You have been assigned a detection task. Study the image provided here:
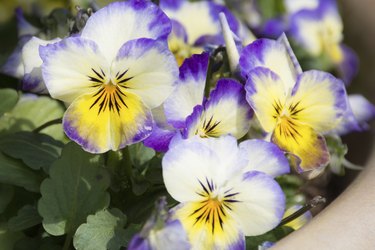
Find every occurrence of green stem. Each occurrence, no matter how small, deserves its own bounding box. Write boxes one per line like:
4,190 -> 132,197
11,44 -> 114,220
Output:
63,231 -> 73,250
278,196 -> 326,226
123,146 -> 133,178
33,118 -> 62,133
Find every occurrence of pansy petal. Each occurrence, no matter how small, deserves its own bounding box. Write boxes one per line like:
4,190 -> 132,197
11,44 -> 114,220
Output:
160,0 -> 239,45
40,37 -> 110,103
63,91 -> 152,153
349,94 -> 375,125
230,171 -> 285,236
164,53 -> 209,128
239,139 -> 290,177
143,123 -> 176,152
162,138 -> 222,202
272,122 -> 330,171
81,0 -> 171,62
111,38 -> 178,110
15,7 -> 39,37
289,70 -> 347,132
163,135 -> 243,203
338,44 -> 359,85
1,36 -> 31,78
245,67 -> 287,132
185,79 -> 253,139
239,37 -> 301,89
175,202 -> 245,250
22,37 -> 60,93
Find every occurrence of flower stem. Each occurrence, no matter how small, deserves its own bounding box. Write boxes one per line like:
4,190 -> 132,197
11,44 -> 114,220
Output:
278,196 -> 326,226
32,118 -> 62,133
63,231 -> 73,250
342,158 -> 364,170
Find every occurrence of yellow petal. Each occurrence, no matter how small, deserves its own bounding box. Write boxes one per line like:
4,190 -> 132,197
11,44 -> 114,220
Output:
63,85 -> 152,153
272,118 -> 330,171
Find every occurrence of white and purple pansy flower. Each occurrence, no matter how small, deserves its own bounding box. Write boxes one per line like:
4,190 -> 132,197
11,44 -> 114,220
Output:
1,8 -> 40,79
143,53 -> 253,152
288,0 -> 358,84
240,34 -> 348,172
128,197 -> 190,250
21,37 -> 61,93
162,135 -> 288,249
335,94 -> 375,135
159,0 -> 240,64
40,0 -> 179,153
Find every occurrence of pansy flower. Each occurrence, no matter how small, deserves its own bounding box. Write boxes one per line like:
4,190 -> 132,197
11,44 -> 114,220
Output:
163,135 -> 288,249
240,34 -> 347,171
335,94 -> 375,135
289,0 -> 358,83
40,0 -> 178,153
1,8 -> 40,79
159,0 -> 240,64
144,53 -> 253,152
128,197 -> 190,250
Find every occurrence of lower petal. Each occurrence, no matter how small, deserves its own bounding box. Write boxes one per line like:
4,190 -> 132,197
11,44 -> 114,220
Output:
175,202 -> 245,250
272,121 -> 330,171
63,90 -> 152,153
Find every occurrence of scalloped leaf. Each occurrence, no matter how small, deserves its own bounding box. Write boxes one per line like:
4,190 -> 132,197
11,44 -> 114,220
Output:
38,142 -> 110,236
0,132 -> 63,172
8,205 -> 42,232
73,209 -> 127,250
0,94 -> 65,141
0,152 -> 42,192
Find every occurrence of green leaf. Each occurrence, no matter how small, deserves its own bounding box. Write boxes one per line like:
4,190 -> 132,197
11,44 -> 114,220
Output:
128,143 -> 155,169
0,224 -> 24,250
8,205 -> 42,232
73,208 -> 127,250
0,152 -> 42,192
0,89 -> 18,116
0,132 -> 63,172
0,184 -> 14,214
38,142 -> 110,236
0,94 -> 65,141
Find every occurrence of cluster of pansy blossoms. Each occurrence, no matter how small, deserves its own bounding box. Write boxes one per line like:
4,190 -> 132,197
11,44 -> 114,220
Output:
1,0 -> 375,249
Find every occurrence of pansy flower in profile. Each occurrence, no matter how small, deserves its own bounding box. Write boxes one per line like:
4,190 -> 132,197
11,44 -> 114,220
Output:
144,53 -> 253,152
240,34 -> 347,172
335,94 -> 375,135
40,0 -> 178,153
159,0 -> 241,64
1,8 -> 40,79
163,135 -> 288,249
289,0 -> 358,83
128,197 -> 190,250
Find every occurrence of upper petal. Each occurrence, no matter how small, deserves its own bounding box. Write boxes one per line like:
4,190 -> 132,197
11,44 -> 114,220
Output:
163,53 -> 209,128
63,89 -> 152,153
239,35 -> 302,90
160,0 -> 239,45
289,70 -> 347,132
81,0 -> 171,62
245,67 -> 287,132
40,37 -> 110,103
111,38 -> 179,109
239,139 -> 290,178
